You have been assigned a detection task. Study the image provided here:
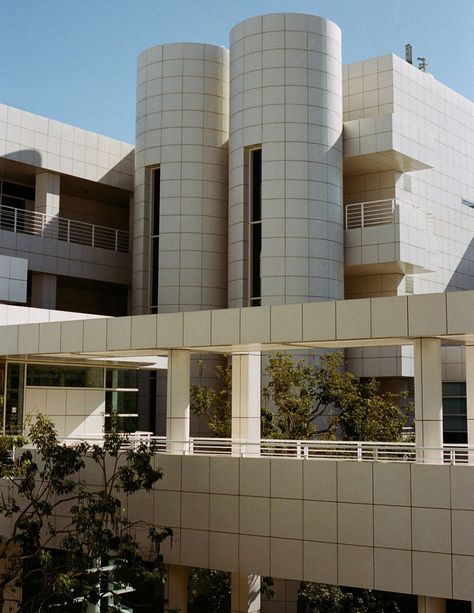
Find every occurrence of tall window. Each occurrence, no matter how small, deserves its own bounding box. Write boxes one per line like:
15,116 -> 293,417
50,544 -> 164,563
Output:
249,148 -> 262,307
149,167 -> 160,313
442,382 -> 467,444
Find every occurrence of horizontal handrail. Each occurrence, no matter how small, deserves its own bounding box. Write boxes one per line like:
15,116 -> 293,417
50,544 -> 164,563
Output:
344,198 -> 432,231
36,435 -> 474,465
0,204 -> 129,253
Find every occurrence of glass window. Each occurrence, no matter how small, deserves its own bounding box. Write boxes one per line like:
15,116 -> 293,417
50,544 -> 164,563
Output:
442,381 -> 467,444
5,363 -> 25,433
26,364 -> 104,388
150,167 -> 160,313
106,369 -> 138,389
249,148 -> 262,307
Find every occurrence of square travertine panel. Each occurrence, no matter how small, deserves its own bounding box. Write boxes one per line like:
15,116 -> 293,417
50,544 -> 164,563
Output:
337,462 -> 373,503
338,503 -> 373,546
303,460 -> 337,501
131,314 -> 157,349
451,466 -> 474,510
303,541 -> 337,584
38,322 -> 61,353
106,317 -> 132,351
412,508 -> 451,553
239,535 -> 270,575
271,538 -> 303,581
374,548 -> 412,594
374,505 -> 411,550
270,458 -> 302,499
153,490 -> 181,527
452,510 -> 474,555
240,306 -> 271,344
411,465 -> 450,509
210,456 -> 239,495
412,551 -> 452,599
371,296 -> 408,338
240,458 -> 270,497
270,304 -> 303,342
373,463 -> 411,506
211,308 -> 240,345
154,454 -> 182,490
408,293 -> 447,336
181,492 -> 209,531
303,500 -> 337,542
447,290 -> 474,334
210,494 -> 239,533
336,299 -> 371,340
156,312 -> 183,347
182,455 -> 210,492
271,498 -> 303,539
180,528 -> 209,568
338,544 -> 373,589
209,532 -> 239,572
60,320 -> 83,353
160,527 -> 181,565
240,497 -> 270,536
183,310 -> 211,346
0,326 -> 18,354
452,555 -> 474,601
18,323 -> 39,354
83,318 -> 107,352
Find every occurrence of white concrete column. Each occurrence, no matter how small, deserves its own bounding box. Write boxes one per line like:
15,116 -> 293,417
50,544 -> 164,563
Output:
165,565 -> 188,613
232,352 -> 261,456
35,171 -> 60,216
231,573 -> 260,613
465,345 -> 474,453
166,350 -> 190,453
414,338 -> 443,463
417,595 -> 446,613
31,272 -> 57,309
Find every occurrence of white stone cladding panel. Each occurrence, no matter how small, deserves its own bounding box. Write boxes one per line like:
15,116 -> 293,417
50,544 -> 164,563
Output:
133,43 -> 229,314
228,13 -> 344,307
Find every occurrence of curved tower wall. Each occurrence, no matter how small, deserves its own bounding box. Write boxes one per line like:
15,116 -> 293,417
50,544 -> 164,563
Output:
133,43 -> 229,314
228,13 -> 344,307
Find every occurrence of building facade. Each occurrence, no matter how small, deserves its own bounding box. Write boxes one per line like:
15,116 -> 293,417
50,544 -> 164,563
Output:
0,11 -> 473,613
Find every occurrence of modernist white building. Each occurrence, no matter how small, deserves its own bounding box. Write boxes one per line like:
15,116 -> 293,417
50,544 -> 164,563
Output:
0,11 -> 473,613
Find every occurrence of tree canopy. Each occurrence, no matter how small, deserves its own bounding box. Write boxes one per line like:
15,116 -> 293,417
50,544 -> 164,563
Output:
0,415 -> 172,612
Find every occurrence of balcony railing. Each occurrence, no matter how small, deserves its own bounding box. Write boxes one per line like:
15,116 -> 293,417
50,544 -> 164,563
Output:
0,204 -> 129,253
345,198 -> 395,229
41,435 -> 473,465
344,198 -> 434,232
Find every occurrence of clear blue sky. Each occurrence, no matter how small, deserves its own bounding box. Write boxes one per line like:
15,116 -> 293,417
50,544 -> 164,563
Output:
1,0 -> 472,143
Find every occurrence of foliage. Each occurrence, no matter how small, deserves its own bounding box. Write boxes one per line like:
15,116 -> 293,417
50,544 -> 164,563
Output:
297,582 -> 403,613
190,361 -> 232,438
262,352 -> 409,442
0,415 -> 172,612
189,568 -> 230,613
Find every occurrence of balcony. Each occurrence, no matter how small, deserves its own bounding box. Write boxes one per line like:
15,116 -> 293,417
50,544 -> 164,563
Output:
0,204 -> 129,253
344,198 -> 434,275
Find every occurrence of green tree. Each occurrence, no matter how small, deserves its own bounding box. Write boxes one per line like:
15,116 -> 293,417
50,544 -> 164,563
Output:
190,361 -> 232,438
297,582 -> 404,613
262,352 -> 409,442
0,415 -> 172,612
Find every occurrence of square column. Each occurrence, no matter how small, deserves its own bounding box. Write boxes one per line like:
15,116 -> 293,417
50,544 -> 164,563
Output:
414,338 -> 443,463
166,350 -> 190,453
231,352 -> 261,456
231,573 -> 260,613
31,273 -> 57,309
35,172 -> 60,237
165,565 -> 188,613
418,596 -> 445,612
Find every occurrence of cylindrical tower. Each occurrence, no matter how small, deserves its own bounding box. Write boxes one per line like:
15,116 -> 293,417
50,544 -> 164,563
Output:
228,13 -> 344,307
133,43 -> 229,314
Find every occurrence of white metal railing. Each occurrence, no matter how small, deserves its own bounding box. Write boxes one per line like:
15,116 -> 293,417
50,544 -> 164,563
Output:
36,435 -> 474,465
344,198 -> 434,231
345,198 -> 396,229
0,204 -> 129,253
